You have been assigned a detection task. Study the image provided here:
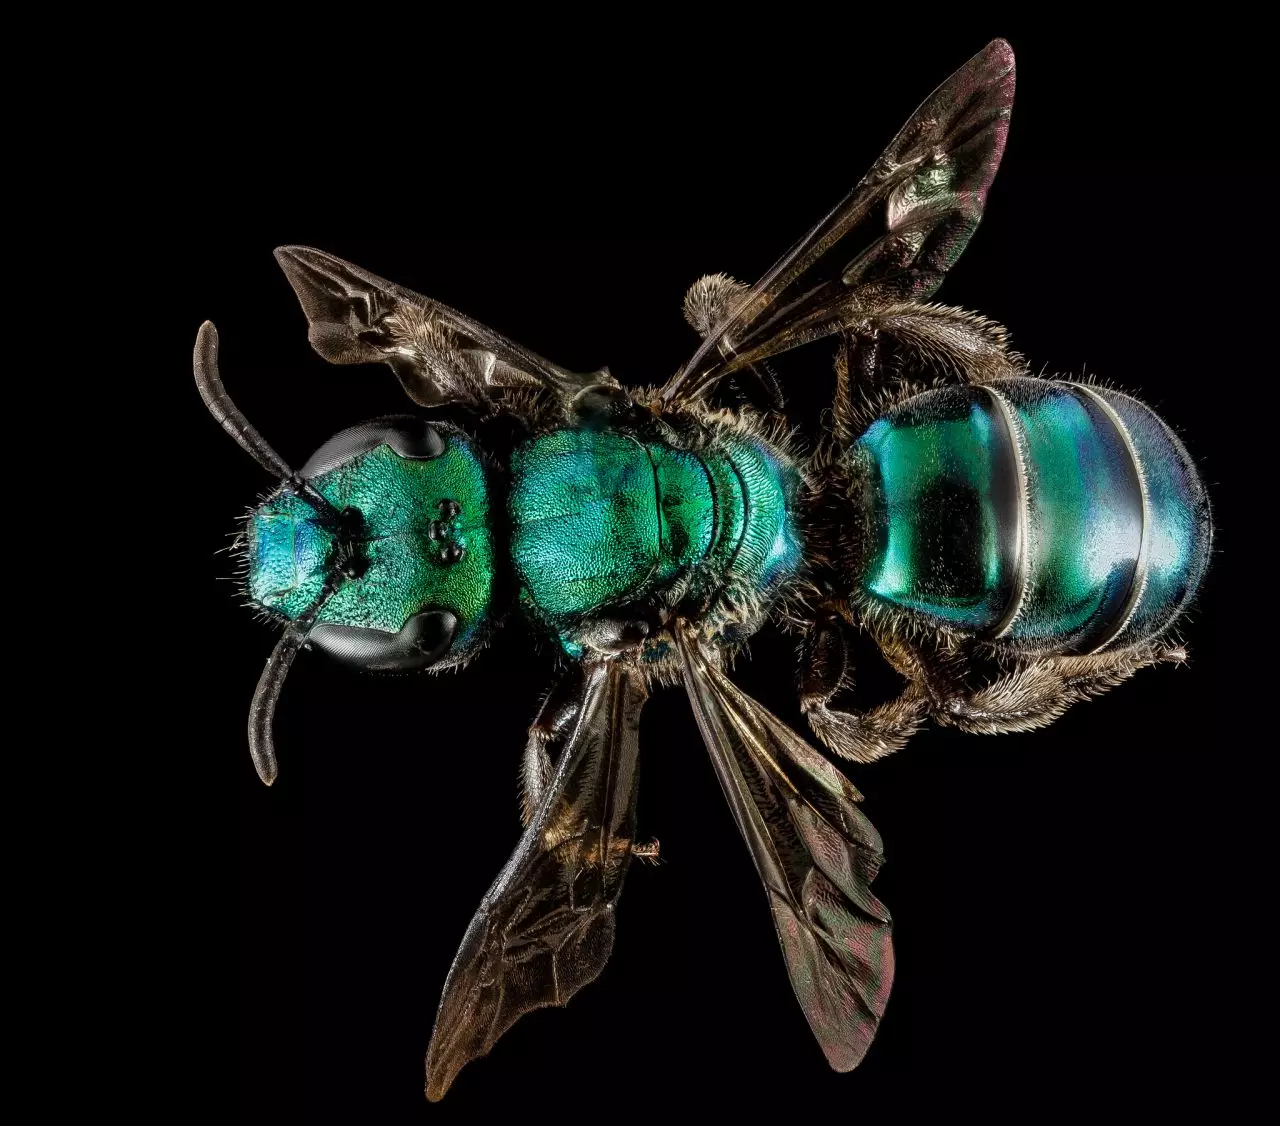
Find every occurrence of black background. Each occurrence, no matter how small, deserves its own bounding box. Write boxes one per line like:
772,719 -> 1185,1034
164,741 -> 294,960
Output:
171,28 -> 1252,1123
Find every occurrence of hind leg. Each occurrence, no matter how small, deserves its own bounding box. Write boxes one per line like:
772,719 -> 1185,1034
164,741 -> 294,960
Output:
833,303 -> 1025,442
935,643 -> 1187,736
876,630 -> 1185,735
800,612 -> 1185,757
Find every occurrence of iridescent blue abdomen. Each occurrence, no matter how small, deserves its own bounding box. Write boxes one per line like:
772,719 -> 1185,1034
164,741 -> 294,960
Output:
852,378 -> 1210,653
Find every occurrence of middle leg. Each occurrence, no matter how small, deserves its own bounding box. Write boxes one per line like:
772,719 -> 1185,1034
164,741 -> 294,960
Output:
799,612 -> 930,763
519,666 -> 585,826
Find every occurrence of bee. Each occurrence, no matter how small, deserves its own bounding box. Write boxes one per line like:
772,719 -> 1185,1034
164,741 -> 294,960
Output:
201,39 -> 1211,1101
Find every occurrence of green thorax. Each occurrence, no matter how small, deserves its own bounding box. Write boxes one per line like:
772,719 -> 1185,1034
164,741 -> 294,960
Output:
508,425 -> 803,642
246,433 -> 496,656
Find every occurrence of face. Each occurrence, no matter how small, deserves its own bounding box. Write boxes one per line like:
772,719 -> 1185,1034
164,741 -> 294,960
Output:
243,418 -> 497,670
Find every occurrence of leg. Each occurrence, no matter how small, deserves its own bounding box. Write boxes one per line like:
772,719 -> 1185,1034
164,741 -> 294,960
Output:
833,331 -> 884,444
801,610 -> 1187,754
834,302 -> 1025,442
799,612 -> 930,763
682,273 -> 784,409
520,665 -> 663,859
631,840 -> 662,863
936,643 -> 1187,736
519,667 -> 585,826
857,303 -> 1021,384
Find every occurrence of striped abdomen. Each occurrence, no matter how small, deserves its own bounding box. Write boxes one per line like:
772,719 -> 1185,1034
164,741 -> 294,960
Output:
851,378 -> 1211,653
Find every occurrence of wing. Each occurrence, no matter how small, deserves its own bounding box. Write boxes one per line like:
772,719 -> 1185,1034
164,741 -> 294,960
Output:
424,659 -> 648,1101
675,630 -> 893,1071
661,39 -> 1014,404
275,245 -> 611,409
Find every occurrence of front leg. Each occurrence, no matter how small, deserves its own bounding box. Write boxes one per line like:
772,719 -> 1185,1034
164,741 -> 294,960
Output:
798,612 -> 929,763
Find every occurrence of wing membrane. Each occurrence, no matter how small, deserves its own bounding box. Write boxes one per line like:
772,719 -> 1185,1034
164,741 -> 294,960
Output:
661,39 -> 1014,403
676,631 -> 893,1071
275,245 -> 607,408
424,660 -> 648,1101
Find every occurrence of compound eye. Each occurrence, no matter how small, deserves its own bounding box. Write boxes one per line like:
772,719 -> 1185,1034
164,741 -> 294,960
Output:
300,417 -> 446,478
308,610 -> 457,671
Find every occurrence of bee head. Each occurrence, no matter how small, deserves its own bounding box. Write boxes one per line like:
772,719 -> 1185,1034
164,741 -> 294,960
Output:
195,321 -> 500,785
243,417 -> 498,672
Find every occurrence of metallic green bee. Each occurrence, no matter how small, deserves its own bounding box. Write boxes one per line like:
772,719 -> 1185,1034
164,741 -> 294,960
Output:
200,39 -> 1211,1101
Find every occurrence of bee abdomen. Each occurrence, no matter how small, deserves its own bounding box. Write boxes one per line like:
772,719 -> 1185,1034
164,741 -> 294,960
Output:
851,378 -> 1210,654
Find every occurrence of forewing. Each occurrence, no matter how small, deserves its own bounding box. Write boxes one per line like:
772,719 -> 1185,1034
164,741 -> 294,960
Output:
676,632 -> 893,1071
661,39 -> 1014,403
275,246 -> 609,408
424,660 -> 648,1101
